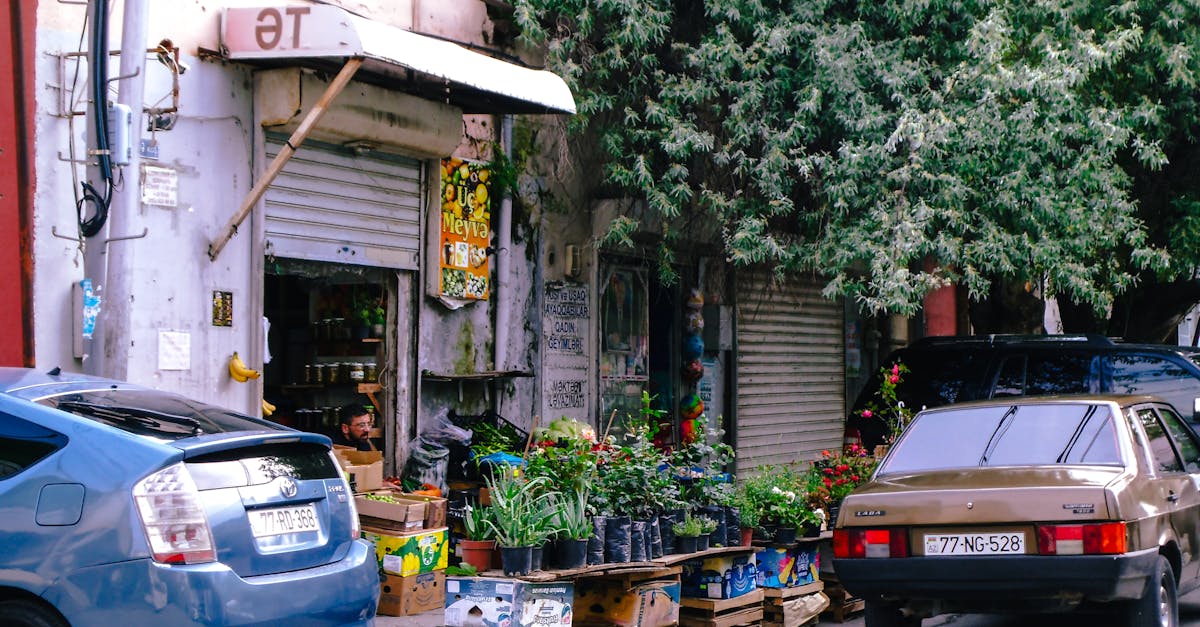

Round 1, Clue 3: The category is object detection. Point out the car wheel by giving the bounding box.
[1126,554,1177,627]
[864,600,921,627]
[0,599,69,627]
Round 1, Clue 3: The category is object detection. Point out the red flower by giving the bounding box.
[837,464,850,472]
[823,468,833,475]
[889,375,900,384]
[823,477,832,488]
[892,364,900,376]
[851,475,860,482]
[861,409,873,418]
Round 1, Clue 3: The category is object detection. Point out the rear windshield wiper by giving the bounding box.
[56,400,204,436]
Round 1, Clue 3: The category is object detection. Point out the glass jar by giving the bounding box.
[349,362,365,382]
[326,362,341,384]
[303,364,313,384]
[313,363,327,385]
[364,362,378,383]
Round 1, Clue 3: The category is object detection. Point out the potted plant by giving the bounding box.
[696,515,717,551]
[804,444,878,526]
[672,513,705,555]
[553,488,593,569]
[483,471,556,576]
[459,501,496,572]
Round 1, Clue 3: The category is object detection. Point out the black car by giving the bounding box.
[846,335,1200,449]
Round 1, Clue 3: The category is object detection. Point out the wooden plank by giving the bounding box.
[655,544,761,566]
[680,605,764,627]
[762,580,824,602]
[680,589,764,612]
[823,596,865,623]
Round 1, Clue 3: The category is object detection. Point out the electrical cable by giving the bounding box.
[79,0,112,238]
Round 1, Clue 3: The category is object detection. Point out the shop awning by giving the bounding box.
[220,5,576,115]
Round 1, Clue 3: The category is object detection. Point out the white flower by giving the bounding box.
[814,508,827,522]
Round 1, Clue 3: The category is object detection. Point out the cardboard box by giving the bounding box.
[356,493,426,531]
[756,545,819,588]
[362,526,449,576]
[378,571,447,616]
[337,448,385,493]
[357,489,447,531]
[681,554,757,599]
[444,577,574,627]
[575,579,680,627]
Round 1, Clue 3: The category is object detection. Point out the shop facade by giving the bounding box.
[25,0,857,477]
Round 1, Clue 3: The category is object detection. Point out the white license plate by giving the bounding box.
[248,504,320,538]
[924,532,1025,555]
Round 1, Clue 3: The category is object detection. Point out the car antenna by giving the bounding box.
[47,367,61,376]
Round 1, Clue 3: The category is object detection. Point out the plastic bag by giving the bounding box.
[402,435,451,495]
[423,409,473,445]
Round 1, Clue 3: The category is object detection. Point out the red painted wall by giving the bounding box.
[0,0,35,366]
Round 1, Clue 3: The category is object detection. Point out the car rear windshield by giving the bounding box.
[881,403,1122,474]
[38,389,284,441]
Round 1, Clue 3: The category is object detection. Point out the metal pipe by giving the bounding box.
[494,115,513,373]
[80,0,109,373]
[94,0,150,381]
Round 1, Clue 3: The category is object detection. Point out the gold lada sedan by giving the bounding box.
[832,396,1200,627]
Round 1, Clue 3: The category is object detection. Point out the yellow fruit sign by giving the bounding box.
[439,158,492,300]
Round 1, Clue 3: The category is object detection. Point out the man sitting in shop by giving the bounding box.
[333,404,376,451]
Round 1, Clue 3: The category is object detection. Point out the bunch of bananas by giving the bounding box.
[262,398,276,417]
[228,351,260,383]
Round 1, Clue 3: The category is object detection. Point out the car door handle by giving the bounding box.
[1168,491,1180,502]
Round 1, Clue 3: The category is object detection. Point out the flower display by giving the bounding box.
[804,445,878,512]
[857,361,914,444]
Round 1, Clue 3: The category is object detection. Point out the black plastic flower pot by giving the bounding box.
[587,516,607,565]
[605,515,632,563]
[676,535,699,555]
[557,538,588,570]
[658,515,677,555]
[648,517,663,558]
[696,533,710,552]
[500,545,533,576]
[531,545,544,572]
[701,505,726,547]
[724,507,743,546]
[630,520,648,562]
[774,526,798,545]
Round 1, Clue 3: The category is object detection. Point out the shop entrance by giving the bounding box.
[262,259,397,455]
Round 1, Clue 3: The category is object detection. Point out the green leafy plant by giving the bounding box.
[672,513,705,538]
[482,472,562,547]
[462,502,494,542]
[553,488,594,541]
[697,516,717,535]
[671,413,736,507]
[591,400,680,518]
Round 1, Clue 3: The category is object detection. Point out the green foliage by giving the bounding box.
[511,0,1200,316]
[672,512,708,538]
[483,472,563,547]
[857,362,915,443]
[671,413,736,507]
[590,404,682,518]
[462,501,495,542]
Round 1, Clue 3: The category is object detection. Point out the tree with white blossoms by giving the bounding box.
[509,0,1200,335]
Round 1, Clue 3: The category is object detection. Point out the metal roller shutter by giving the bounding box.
[735,270,845,475]
[264,137,423,269]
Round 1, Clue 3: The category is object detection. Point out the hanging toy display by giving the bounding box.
[685,309,704,334]
[682,358,704,382]
[682,333,705,360]
[679,393,705,420]
[686,288,705,310]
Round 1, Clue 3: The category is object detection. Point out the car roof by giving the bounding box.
[918,393,1163,413]
[0,366,132,398]
[907,334,1200,357]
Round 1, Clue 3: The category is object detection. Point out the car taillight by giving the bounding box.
[332,451,361,539]
[833,528,909,558]
[133,462,216,564]
[1036,522,1126,555]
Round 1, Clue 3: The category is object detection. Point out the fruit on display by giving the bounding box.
[228,351,260,382]
[261,398,276,417]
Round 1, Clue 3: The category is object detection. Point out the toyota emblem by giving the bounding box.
[279,477,298,498]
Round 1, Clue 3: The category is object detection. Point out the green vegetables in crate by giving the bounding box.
[534,416,596,443]
[470,420,524,456]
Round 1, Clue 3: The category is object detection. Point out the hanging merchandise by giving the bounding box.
[682,334,705,360]
[682,358,704,382]
[685,309,704,334]
[680,393,704,420]
[686,288,704,310]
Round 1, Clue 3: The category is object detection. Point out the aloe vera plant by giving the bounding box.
[483,471,562,547]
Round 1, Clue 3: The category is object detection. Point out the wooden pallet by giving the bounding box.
[820,580,864,623]
[763,581,826,627]
[679,589,765,627]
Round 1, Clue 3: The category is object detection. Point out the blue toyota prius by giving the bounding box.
[0,367,379,626]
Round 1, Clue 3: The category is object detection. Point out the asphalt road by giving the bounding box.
[380,584,1200,626]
